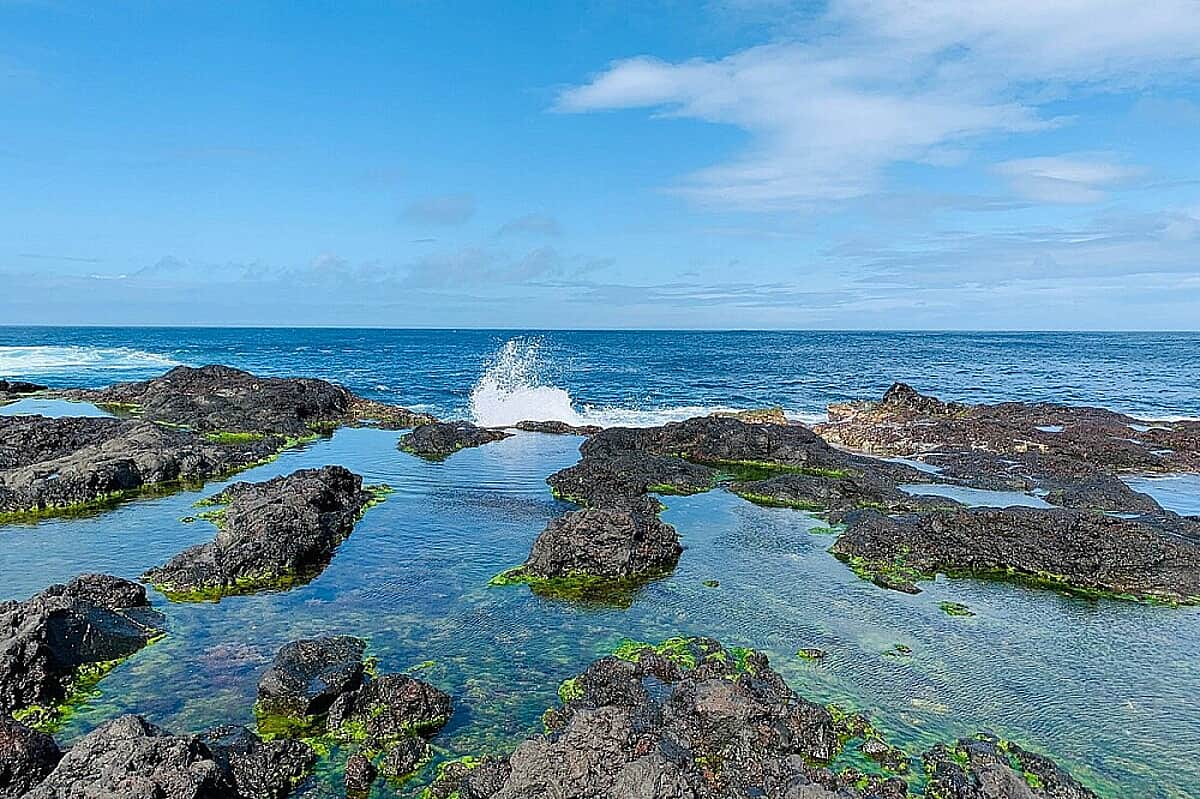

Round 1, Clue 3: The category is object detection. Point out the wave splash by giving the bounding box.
[0,345,180,376]
[468,337,809,429]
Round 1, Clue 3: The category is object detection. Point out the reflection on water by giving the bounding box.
[897,483,1054,508]
[2,428,1198,798]
[0,398,113,417]
[1123,473,1200,517]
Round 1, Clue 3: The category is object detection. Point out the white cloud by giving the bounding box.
[557,0,1200,209]
[994,155,1143,203]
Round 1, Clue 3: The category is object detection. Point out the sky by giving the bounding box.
[1,0,1199,329]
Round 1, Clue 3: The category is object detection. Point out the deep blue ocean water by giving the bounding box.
[1,328,1199,798]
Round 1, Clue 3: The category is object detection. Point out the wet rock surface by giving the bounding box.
[0,574,165,720]
[515,419,603,435]
[0,379,46,405]
[832,506,1200,600]
[924,733,1098,799]
[144,466,377,600]
[0,414,277,518]
[427,637,1094,799]
[398,421,512,459]
[67,364,432,436]
[24,714,313,799]
[256,636,450,788]
[0,716,61,798]
[548,453,716,506]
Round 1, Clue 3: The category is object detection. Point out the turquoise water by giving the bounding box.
[1,419,1197,797]
[1,329,1199,797]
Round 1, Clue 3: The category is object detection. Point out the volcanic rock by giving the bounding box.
[399,421,512,459]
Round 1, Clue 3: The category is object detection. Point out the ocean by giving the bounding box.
[2,327,1199,798]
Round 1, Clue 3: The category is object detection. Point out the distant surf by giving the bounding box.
[0,345,180,376]
[467,337,815,428]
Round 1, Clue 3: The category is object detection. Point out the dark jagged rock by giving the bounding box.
[255,635,367,721]
[343,752,377,795]
[924,734,1098,799]
[501,496,682,592]
[0,415,277,519]
[25,714,313,799]
[0,379,46,396]
[0,716,61,798]
[515,419,603,435]
[548,453,716,506]
[256,637,451,784]
[144,466,378,600]
[0,574,165,720]
[428,638,1097,799]
[69,364,433,436]
[712,406,790,424]
[833,507,1200,601]
[731,470,952,515]
[199,725,316,799]
[398,421,511,459]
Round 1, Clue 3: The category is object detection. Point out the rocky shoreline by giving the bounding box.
[2,365,1197,797]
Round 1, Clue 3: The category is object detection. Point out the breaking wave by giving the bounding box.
[0,345,180,376]
[467,337,812,428]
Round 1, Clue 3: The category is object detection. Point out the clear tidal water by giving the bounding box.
[1,328,1199,798]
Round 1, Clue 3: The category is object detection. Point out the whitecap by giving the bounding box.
[0,345,180,376]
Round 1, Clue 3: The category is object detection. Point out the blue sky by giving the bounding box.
[2,1,1198,329]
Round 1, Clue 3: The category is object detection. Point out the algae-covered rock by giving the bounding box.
[256,635,367,722]
[547,453,715,506]
[199,725,315,799]
[515,420,602,435]
[0,574,165,721]
[398,421,511,459]
[923,733,1098,799]
[833,506,1200,602]
[144,466,378,600]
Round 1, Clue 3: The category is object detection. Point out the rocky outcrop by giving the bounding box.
[23,714,313,799]
[515,420,603,435]
[425,637,1097,799]
[0,575,165,721]
[0,716,60,798]
[924,734,1098,799]
[494,496,683,600]
[832,507,1200,601]
[255,636,450,792]
[144,466,379,600]
[398,421,511,459]
[548,453,715,506]
[68,364,433,436]
[0,415,277,519]
[0,379,45,406]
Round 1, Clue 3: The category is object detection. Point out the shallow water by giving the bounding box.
[898,483,1054,509]
[1124,474,1200,517]
[3,426,1198,798]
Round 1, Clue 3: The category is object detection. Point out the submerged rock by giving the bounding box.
[256,635,367,722]
[515,420,603,435]
[399,421,512,459]
[833,506,1200,601]
[0,716,61,798]
[427,638,1097,799]
[24,714,313,799]
[0,574,165,721]
[69,364,432,436]
[0,415,277,519]
[144,466,379,600]
[343,752,377,795]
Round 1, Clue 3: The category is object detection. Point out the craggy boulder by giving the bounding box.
[0,716,61,798]
[924,734,1098,799]
[25,714,313,799]
[144,466,378,599]
[548,453,715,506]
[256,635,367,723]
[399,421,511,459]
[833,507,1200,601]
[0,574,165,720]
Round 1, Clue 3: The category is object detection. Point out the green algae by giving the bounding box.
[939,601,975,618]
[487,566,663,607]
[701,457,853,483]
[204,430,268,444]
[557,677,583,703]
[733,490,826,510]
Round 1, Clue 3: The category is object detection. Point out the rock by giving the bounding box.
[377,735,430,778]
[69,364,432,436]
[515,420,603,435]
[25,714,313,799]
[427,638,1096,799]
[712,406,789,425]
[833,507,1200,602]
[548,453,715,506]
[399,421,511,459]
[731,470,946,514]
[0,379,46,396]
[796,648,826,660]
[343,752,376,795]
[0,574,165,719]
[0,415,277,518]
[256,636,367,721]
[199,725,315,799]
[144,466,376,599]
[328,673,453,747]
[516,496,682,584]
[923,733,1098,798]
[0,716,61,798]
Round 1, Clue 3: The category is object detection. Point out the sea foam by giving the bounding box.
[0,345,180,376]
